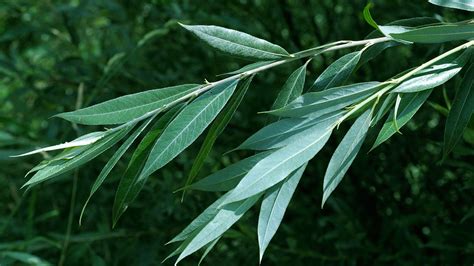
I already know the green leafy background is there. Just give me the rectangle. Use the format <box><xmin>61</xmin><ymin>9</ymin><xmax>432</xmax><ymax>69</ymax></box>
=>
<box><xmin>1</xmin><ymin>0</ymin><xmax>473</xmax><ymax>265</ymax></box>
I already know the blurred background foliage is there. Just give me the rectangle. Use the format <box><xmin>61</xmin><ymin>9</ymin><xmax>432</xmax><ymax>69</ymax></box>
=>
<box><xmin>0</xmin><ymin>0</ymin><xmax>473</xmax><ymax>265</ymax></box>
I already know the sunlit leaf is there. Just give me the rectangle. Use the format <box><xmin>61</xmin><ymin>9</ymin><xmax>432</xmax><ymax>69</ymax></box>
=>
<box><xmin>258</xmin><ymin>164</ymin><xmax>306</xmax><ymax>262</ymax></box>
<box><xmin>137</xmin><ymin>79</ymin><xmax>238</xmax><ymax>189</ymax></box>
<box><xmin>429</xmin><ymin>0</ymin><xmax>474</xmax><ymax>11</ymax></box>
<box><xmin>311</xmin><ymin>51</ymin><xmax>361</xmax><ymax>91</ymax></box>
<box><xmin>188</xmin><ymin>151</ymin><xmax>272</xmax><ymax>192</ymax></box>
<box><xmin>12</xmin><ymin>131</ymin><xmax>105</xmax><ymax>157</ymax></box>
<box><xmin>55</xmin><ymin>84</ymin><xmax>200</xmax><ymax>125</ymax></box>
<box><xmin>80</xmin><ymin>115</ymin><xmax>156</xmax><ymax>224</ymax></box>
<box><xmin>180</xmin><ymin>24</ymin><xmax>290</xmax><ymax>60</ymax></box>
<box><xmin>112</xmin><ymin>105</ymin><xmax>185</xmax><ymax>225</ymax></box>
<box><xmin>271</xmin><ymin>62</ymin><xmax>308</xmax><ymax>109</ymax></box>
<box><xmin>266</xmin><ymin>82</ymin><xmax>381</xmax><ymax>118</ymax></box>
<box><xmin>389</xmin><ymin>23</ymin><xmax>474</xmax><ymax>44</ymax></box>
<box><xmin>372</xmin><ymin>90</ymin><xmax>432</xmax><ymax>149</ymax></box>
<box><xmin>322</xmin><ymin>109</ymin><xmax>372</xmax><ymax>207</ymax></box>
<box><xmin>23</xmin><ymin>125</ymin><xmax>135</xmax><ymax>188</ymax></box>
<box><xmin>221</xmin><ymin>116</ymin><xmax>337</xmax><ymax>205</ymax></box>
<box><xmin>237</xmin><ymin>111</ymin><xmax>343</xmax><ymax>151</ymax></box>
<box><xmin>183</xmin><ymin>77</ymin><xmax>253</xmax><ymax>197</ymax></box>
<box><xmin>175</xmin><ymin>194</ymin><xmax>261</xmax><ymax>264</ymax></box>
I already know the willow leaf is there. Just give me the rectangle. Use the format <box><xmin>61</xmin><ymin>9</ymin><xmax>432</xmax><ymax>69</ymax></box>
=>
<box><xmin>444</xmin><ymin>63</ymin><xmax>474</xmax><ymax>158</ymax></box>
<box><xmin>258</xmin><ymin>164</ymin><xmax>306</xmax><ymax>262</ymax></box>
<box><xmin>322</xmin><ymin>109</ymin><xmax>372</xmax><ymax>207</ymax></box>
<box><xmin>372</xmin><ymin>90</ymin><xmax>432</xmax><ymax>149</ymax></box>
<box><xmin>266</xmin><ymin>82</ymin><xmax>381</xmax><ymax>118</ymax></box>
<box><xmin>237</xmin><ymin>117</ymin><xmax>314</xmax><ymax>151</ymax></box>
<box><xmin>237</xmin><ymin>111</ymin><xmax>343</xmax><ymax>151</ymax></box>
<box><xmin>310</xmin><ymin>51</ymin><xmax>361</xmax><ymax>92</ymax></box>
<box><xmin>175</xmin><ymin>194</ymin><xmax>261</xmax><ymax>265</ymax></box>
<box><xmin>138</xmin><ymin>79</ymin><xmax>238</xmax><ymax>185</ymax></box>
<box><xmin>55</xmin><ymin>84</ymin><xmax>199</xmax><ymax>125</ymax></box>
<box><xmin>392</xmin><ymin>63</ymin><xmax>463</xmax><ymax>93</ymax></box>
<box><xmin>184</xmin><ymin>77</ymin><xmax>253</xmax><ymax>196</ymax></box>
<box><xmin>372</xmin><ymin>94</ymin><xmax>396</xmax><ymax>126</ymax></box>
<box><xmin>188</xmin><ymin>151</ymin><xmax>272</xmax><ymax>192</ymax></box>
<box><xmin>23</xmin><ymin>126</ymin><xmax>134</xmax><ymax>188</ymax></box>
<box><xmin>272</xmin><ymin>63</ymin><xmax>307</xmax><ymax>109</ymax></box>
<box><xmin>429</xmin><ymin>0</ymin><xmax>474</xmax><ymax>11</ymax></box>
<box><xmin>221</xmin><ymin>117</ymin><xmax>336</xmax><ymax>205</ymax></box>
<box><xmin>13</xmin><ymin>131</ymin><xmax>105</xmax><ymax>157</ymax></box>
<box><xmin>80</xmin><ymin>115</ymin><xmax>156</xmax><ymax>224</ymax></box>
<box><xmin>180</xmin><ymin>24</ymin><xmax>289</xmax><ymax>60</ymax></box>
<box><xmin>112</xmin><ymin>105</ymin><xmax>185</xmax><ymax>225</ymax></box>
<box><xmin>168</xmin><ymin>191</ymin><xmax>232</xmax><ymax>244</ymax></box>
<box><xmin>389</xmin><ymin>23</ymin><xmax>474</xmax><ymax>44</ymax></box>
<box><xmin>363</xmin><ymin>3</ymin><xmax>379</xmax><ymax>30</ymax></box>
<box><xmin>198</xmin><ymin>236</ymin><xmax>220</xmax><ymax>266</ymax></box>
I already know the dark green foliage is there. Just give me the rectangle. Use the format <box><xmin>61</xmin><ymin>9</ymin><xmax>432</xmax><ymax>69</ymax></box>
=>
<box><xmin>1</xmin><ymin>1</ymin><xmax>473</xmax><ymax>265</ymax></box>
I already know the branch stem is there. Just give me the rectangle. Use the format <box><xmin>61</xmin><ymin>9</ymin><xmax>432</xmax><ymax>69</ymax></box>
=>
<box><xmin>336</xmin><ymin>40</ymin><xmax>474</xmax><ymax>125</ymax></box>
<box><xmin>110</xmin><ymin>37</ymin><xmax>392</xmax><ymax>132</ymax></box>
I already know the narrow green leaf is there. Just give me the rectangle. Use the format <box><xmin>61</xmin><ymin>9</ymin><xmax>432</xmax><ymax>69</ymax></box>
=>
<box><xmin>24</xmin><ymin>146</ymin><xmax>91</xmax><ymax>177</ymax></box>
<box><xmin>112</xmin><ymin>105</ymin><xmax>185</xmax><ymax>225</ymax></box>
<box><xmin>372</xmin><ymin>90</ymin><xmax>432</xmax><ymax>149</ymax></box>
<box><xmin>372</xmin><ymin>93</ymin><xmax>396</xmax><ymax>126</ymax></box>
<box><xmin>360</xmin><ymin>17</ymin><xmax>441</xmax><ymax>66</ymax></box>
<box><xmin>0</xmin><ymin>251</ymin><xmax>52</xmax><ymax>266</ymax></box>
<box><xmin>80</xmin><ymin>115</ymin><xmax>156</xmax><ymax>225</ymax></box>
<box><xmin>55</xmin><ymin>84</ymin><xmax>200</xmax><ymax>125</ymax></box>
<box><xmin>272</xmin><ymin>63</ymin><xmax>308</xmax><ymax>109</ymax></box>
<box><xmin>389</xmin><ymin>23</ymin><xmax>474</xmax><ymax>44</ymax></box>
<box><xmin>444</xmin><ymin>63</ymin><xmax>474</xmax><ymax>158</ymax></box>
<box><xmin>180</xmin><ymin>24</ymin><xmax>289</xmax><ymax>60</ymax></box>
<box><xmin>363</xmin><ymin>3</ymin><xmax>380</xmax><ymax>30</ymax></box>
<box><xmin>175</xmin><ymin>194</ymin><xmax>261</xmax><ymax>265</ymax></box>
<box><xmin>258</xmin><ymin>164</ymin><xmax>306</xmax><ymax>262</ymax></box>
<box><xmin>168</xmin><ymin>191</ymin><xmax>232</xmax><ymax>244</ymax></box>
<box><xmin>393</xmin><ymin>94</ymin><xmax>402</xmax><ymax>133</ymax></box>
<box><xmin>198</xmin><ymin>236</ymin><xmax>220</xmax><ymax>266</ymax></box>
<box><xmin>188</xmin><ymin>151</ymin><xmax>272</xmax><ymax>192</ymax></box>
<box><xmin>138</xmin><ymin>79</ymin><xmax>238</xmax><ymax>183</ymax></box>
<box><xmin>429</xmin><ymin>0</ymin><xmax>474</xmax><ymax>11</ymax></box>
<box><xmin>322</xmin><ymin>109</ymin><xmax>372</xmax><ymax>207</ymax></box>
<box><xmin>310</xmin><ymin>51</ymin><xmax>362</xmax><ymax>91</ymax></box>
<box><xmin>266</xmin><ymin>82</ymin><xmax>381</xmax><ymax>118</ymax></box>
<box><xmin>392</xmin><ymin>63</ymin><xmax>463</xmax><ymax>93</ymax></box>
<box><xmin>12</xmin><ymin>131</ymin><xmax>105</xmax><ymax>157</ymax></box>
<box><xmin>237</xmin><ymin>111</ymin><xmax>343</xmax><ymax>151</ymax></box>
<box><xmin>222</xmin><ymin>116</ymin><xmax>337</xmax><ymax>205</ymax></box>
<box><xmin>23</xmin><ymin>126</ymin><xmax>134</xmax><ymax>188</ymax></box>
<box><xmin>183</xmin><ymin>76</ymin><xmax>253</xmax><ymax>196</ymax></box>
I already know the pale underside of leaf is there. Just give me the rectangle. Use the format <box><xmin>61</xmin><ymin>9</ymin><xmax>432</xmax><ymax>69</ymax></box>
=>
<box><xmin>56</xmin><ymin>84</ymin><xmax>200</xmax><ymax>125</ymax></box>
<box><xmin>181</xmin><ymin>24</ymin><xmax>289</xmax><ymax>60</ymax></box>
<box><xmin>321</xmin><ymin>109</ymin><xmax>372</xmax><ymax>207</ymax></box>
<box><xmin>222</xmin><ymin>116</ymin><xmax>337</xmax><ymax>205</ymax></box>
<box><xmin>258</xmin><ymin>164</ymin><xmax>306</xmax><ymax>262</ymax></box>
<box><xmin>138</xmin><ymin>79</ymin><xmax>238</xmax><ymax>183</ymax></box>
<box><xmin>429</xmin><ymin>0</ymin><xmax>474</xmax><ymax>11</ymax></box>
<box><xmin>267</xmin><ymin>82</ymin><xmax>381</xmax><ymax>118</ymax></box>
<box><xmin>12</xmin><ymin>131</ymin><xmax>105</xmax><ymax>157</ymax></box>
<box><xmin>310</xmin><ymin>51</ymin><xmax>361</xmax><ymax>92</ymax></box>
<box><xmin>372</xmin><ymin>90</ymin><xmax>432</xmax><ymax>149</ymax></box>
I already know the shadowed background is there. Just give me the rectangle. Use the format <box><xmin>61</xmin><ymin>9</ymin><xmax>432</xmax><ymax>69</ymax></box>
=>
<box><xmin>0</xmin><ymin>0</ymin><xmax>473</xmax><ymax>265</ymax></box>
